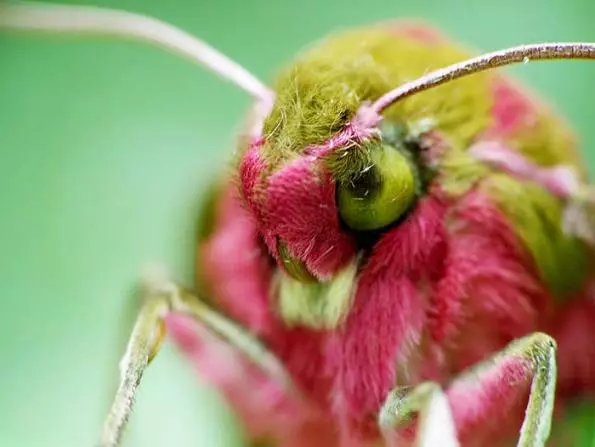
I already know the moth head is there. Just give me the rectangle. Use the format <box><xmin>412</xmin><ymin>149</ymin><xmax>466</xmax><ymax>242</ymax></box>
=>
<box><xmin>238</xmin><ymin>119</ymin><xmax>422</xmax><ymax>283</ymax></box>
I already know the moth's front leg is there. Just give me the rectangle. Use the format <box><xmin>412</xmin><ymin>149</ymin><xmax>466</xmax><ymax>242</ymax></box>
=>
<box><xmin>379</xmin><ymin>382</ymin><xmax>459</xmax><ymax>447</ymax></box>
<box><xmin>99</xmin><ymin>269</ymin><xmax>295</xmax><ymax>447</ymax></box>
<box><xmin>99</xmin><ymin>275</ymin><xmax>170</xmax><ymax>447</ymax></box>
<box><xmin>379</xmin><ymin>332</ymin><xmax>557</xmax><ymax>447</ymax></box>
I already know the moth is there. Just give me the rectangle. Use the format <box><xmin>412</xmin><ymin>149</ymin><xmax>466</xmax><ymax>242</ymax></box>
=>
<box><xmin>2</xmin><ymin>2</ymin><xmax>595</xmax><ymax>446</ymax></box>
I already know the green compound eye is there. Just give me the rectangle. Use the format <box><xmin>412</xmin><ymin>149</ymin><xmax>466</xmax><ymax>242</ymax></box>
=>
<box><xmin>337</xmin><ymin>143</ymin><xmax>418</xmax><ymax>231</ymax></box>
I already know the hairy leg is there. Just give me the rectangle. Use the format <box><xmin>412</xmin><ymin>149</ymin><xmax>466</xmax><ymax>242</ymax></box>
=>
<box><xmin>98</xmin><ymin>268</ymin><xmax>294</xmax><ymax>447</ymax></box>
<box><xmin>379</xmin><ymin>383</ymin><xmax>459</xmax><ymax>447</ymax></box>
<box><xmin>379</xmin><ymin>332</ymin><xmax>557</xmax><ymax>447</ymax></box>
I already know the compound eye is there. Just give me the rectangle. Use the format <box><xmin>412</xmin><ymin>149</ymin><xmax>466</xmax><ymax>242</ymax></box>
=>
<box><xmin>337</xmin><ymin>143</ymin><xmax>417</xmax><ymax>231</ymax></box>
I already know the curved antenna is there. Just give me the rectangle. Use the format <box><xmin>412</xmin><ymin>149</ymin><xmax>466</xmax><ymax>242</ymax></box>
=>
<box><xmin>0</xmin><ymin>1</ymin><xmax>275</xmax><ymax>107</ymax></box>
<box><xmin>370</xmin><ymin>42</ymin><xmax>595</xmax><ymax>114</ymax></box>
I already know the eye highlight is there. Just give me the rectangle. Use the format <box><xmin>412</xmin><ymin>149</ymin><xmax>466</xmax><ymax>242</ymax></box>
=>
<box><xmin>336</xmin><ymin>143</ymin><xmax>418</xmax><ymax>231</ymax></box>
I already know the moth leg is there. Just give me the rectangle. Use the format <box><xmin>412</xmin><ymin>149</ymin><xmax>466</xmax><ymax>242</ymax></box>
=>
<box><xmin>379</xmin><ymin>382</ymin><xmax>459</xmax><ymax>447</ymax></box>
<box><xmin>380</xmin><ymin>332</ymin><xmax>557</xmax><ymax>447</ymax></box>
<box><xmin>166</xmin><ymin>282</ymin><xmax>295</xmax><ymax>392</ymax></box>
<box><xmin>99</xmin><ymin>275</ymin><xmax>171</xmax><ymax>447</ymax></box>
<box><xmin>99</xmin><ymin>269</ymin><xmax>295</xmax><ymax>447</ymax></box>
<box><xmin>447</xmin><ymin>332</ymin><xmax>557</xmax><ymax>447</ymax></box>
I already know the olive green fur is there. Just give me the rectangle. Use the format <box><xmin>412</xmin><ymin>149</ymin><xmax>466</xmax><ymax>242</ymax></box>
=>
<box><xmin>275</xmin><ymin>260</ymin><xmax>358</xmax><ymax>329</ymax></box>
<box><xmin>323</xmin><ymin>140</ymin><xmax>375</xmax><ymax>186</ymax></box>
<box><xmin>259</xmin><ymin>24</ymin><xmax>583</xmax><ymax>177</ymax></box>
<box><xmin>481</xmin><ymin>174</ymin><xmax>590</xmax><ymax>296</ymax></box>
<box><xmin>261</xmin><ymin>26</ymin><xmax>492</xmax><ymax>175</ymax></box>
<box><xmin>439</xmin><ymin>149</ymin><xmax>493</xmax><ymax>196</ymax></box>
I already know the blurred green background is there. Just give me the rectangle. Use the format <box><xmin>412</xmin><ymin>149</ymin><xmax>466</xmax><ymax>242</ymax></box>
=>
<box><xmin>0</xmin><ymin>0</ymin><xmax>594</xmax><ymax>446</ymax></box>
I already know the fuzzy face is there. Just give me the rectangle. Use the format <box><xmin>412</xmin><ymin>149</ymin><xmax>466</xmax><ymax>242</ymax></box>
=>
<box><xmin>235</xmin><ymin>27</ymin><xmax>464</xmax><ymax>312</ymax></box>
<box><xmin>234</xmin><ymin>25</ymin><xmax>493</xmax><ymax>332</ymax></box>
<box><xmin>239</xmin><ymin>123</ymin><xmax>437</xmax><ymax>334</ymax></box>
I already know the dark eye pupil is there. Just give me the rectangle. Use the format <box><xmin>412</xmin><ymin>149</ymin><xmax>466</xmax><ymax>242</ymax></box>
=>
<box><xmin>345</xmin><ymin>167</ymin><xmax>382</xmax><ymax>200</ymax></box>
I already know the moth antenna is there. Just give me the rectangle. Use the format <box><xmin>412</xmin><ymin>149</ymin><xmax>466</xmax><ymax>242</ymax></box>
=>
<box><xmin>0</xmin><ymin>1</ymin><xmax>275</xmax><ymax>109</ymax></box>
<box><xmin>370</xmin><ymin>42</ymin><xmax>595</xmax><ymax>114</ymax></box>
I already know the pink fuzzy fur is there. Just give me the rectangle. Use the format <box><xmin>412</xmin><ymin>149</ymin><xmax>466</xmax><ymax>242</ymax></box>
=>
<box><xmin>165</xmin><ymin>313</ymin><xmax>340</xmax><ymax>446</ymax></box>
<box><xmin>428</xmin><ymin>191</ymin><xmax>549</xmax><ymax>346</ymax></box>
<box><xmin>265</xmin><ymin>157</ymin><xmax>356</xmax><ymax>279</ymax></box>
<box><xmin>446</xmin><ymin>355</ymin><xmax>532</xmax><ymax>446</ymax></box>
<box><xmin>487</xmin><ymin>78</ymin><xmax>536</xmax><ymax>136</ymax></box>
<box><xmin>200</xmin><ymin>186</ymin><xmax>275</xmax><ymax>335</ymax></box>
<box><xmin>198</xmin><ymin>179</ymin><xmax>339</xmax><ymax>411</ymax></box>
<box><xmin>330</xmin><ymin>197</ymin><xmax>446</xmax><ymax>440</ymax></box>
<box><xmin>238</xmin><ymin>141</ymin><xmax>267</xmax><ymax>222</ymax></box>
